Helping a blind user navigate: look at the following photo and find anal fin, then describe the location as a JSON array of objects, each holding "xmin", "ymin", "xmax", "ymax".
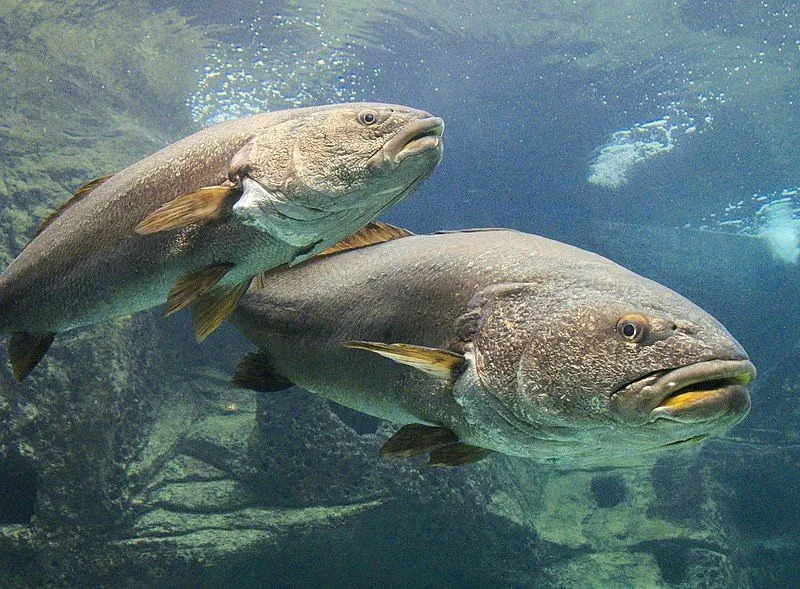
[
  {"xmin": 233, "ymin": 351, "xmax": 294, "ymax": 392},
  {"xmin": 191, "ymin": 277, "xmax": 252, "ymax": 342},
  {"xmin": 165, "ymin": 263, "xmax": 234, "ymax": 316},
  {"xmin": 380, "ymin": 423, "xmax": 458, "ymax": 459},
  {"xmin": 428, "ymin": 443, "xmax": 492, "ymax": 467},
  {"xmin": 135, "ymin": 184, "xmax": 236, "ymax": 235},
  {"xmin": 8, "ymin": 331, "xmax": 55, "ymax": 382}
]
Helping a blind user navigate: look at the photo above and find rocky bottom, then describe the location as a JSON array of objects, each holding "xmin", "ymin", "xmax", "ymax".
[{"xmin": 3, "ymin": 360, "xmax": 792, "ymax": 588}]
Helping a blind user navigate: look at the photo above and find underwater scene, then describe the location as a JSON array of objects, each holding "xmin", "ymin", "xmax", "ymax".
[{"xmin": 0, "ymin": 1, "xmax": 798, "ymax": 587}]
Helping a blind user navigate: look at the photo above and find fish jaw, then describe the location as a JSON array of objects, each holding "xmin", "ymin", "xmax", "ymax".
[
  {"xmin": 610, "ymin": 358, "xmax": 755, "ymax": 425},
  {"xmin": 366, "ymin": 116, "xmax": 444, "ymax": 172}
]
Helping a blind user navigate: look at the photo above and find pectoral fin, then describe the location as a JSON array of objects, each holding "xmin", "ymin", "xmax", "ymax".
[
  {"xmin": 165, "ymin": 263, "xmax": 234, "ymax": 316},
  {"xmin": 428, "ymin": 443, "xmax": 492, "ymax": 467},
  {"xmin": 380, "ymin": 423, "xmax": 458, "ymax": 458},
  {"xmin": 191, "ymin": 277, "xmax": 252, "ymax": 342},
  {"xmin": 8, "ymin": 331, "xmax": 55, "ymax": 382},
  {"xmin": 135, "ymin": 185, "xmax": 237, "ymax": 235},
  {"xmin": 233, "ymin": 351, "xmax": 294, "ymax": 392},
  {"xmin": 342, "ymin": 341, "xmax": 466, "ymax": 382}
]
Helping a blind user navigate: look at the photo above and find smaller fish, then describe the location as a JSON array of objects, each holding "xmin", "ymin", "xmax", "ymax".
[
  {"xmin": 0, "ymin": 103, "xmax": 443, "ymax": 381},
  {"xmin": 231, "ymin": 228, "xmax": 755, "ymax": 466}
]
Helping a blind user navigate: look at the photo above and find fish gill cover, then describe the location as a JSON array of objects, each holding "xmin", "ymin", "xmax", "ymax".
[{"xmin": 0, "ymin": 0, "xmax": 798, "ymax": 587}]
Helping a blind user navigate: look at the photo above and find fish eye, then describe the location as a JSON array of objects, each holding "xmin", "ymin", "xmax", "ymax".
[
  {"xmin": 358, "ymin": 109, "xmax": 379, "ymax": 125},
  {"xmin": 616, "ymin": 314, "xmax": 648, "ymax": 343}
]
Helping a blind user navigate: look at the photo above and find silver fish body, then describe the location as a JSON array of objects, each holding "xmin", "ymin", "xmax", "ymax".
[
  {"xmin": 0, "ymin": 103, "xmax": 443, "ymax": 379},
  {"xmin": 231, "ymin": 229, "xmax": 754, "ymax": 465}
]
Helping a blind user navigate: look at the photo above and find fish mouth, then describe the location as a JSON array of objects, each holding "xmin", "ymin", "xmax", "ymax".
[
  {"xmin": 611, "ymin": 359, "xmax": 755, "ymax": 424},
  {"xmin": 367, "ymin": 116, "xmax": 444, "ymax": 171}
]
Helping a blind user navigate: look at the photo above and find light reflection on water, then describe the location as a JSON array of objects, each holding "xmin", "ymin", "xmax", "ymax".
[
  {"xmin": 189, "ymin": 4, "xmax": 376, "ymax": 124},
  {"xmin": 187, "ymin": 0, "xmax": 800, "ymax": 237},
  {"xmin": 685, "ymin": 187, "xmax": 800, "ymax": 264}
]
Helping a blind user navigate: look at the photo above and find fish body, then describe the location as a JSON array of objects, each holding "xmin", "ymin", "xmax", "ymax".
[
  {"xmin": 231, "ymin": 229, "xmax": 754, "ymax": 466},
  {"xmin": 1, "ymin": 103, "xmax": 443, "ymax": 379}
]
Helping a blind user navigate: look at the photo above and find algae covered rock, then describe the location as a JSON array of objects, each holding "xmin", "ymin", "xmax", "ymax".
[
  {"xmin": 101, "ymin": 376, "xmax": 550, "ymax": 587},
  {"xmin": 0, "ymin": 0, "xmax": 207, "ymax": 263}
]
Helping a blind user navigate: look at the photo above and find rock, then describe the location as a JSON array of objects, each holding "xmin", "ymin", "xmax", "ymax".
[{"xmin": 539, "ymin": 551, "xmax": 668, "ymax": 588}]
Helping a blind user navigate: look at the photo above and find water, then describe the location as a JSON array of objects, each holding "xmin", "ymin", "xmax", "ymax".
[{"xmin": 0, "ymin": 1, "xmax": 798, "ymax": 587}]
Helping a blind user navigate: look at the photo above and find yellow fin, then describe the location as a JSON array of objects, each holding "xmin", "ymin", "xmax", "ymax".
[
  {"xmin": 316, "ymin": 222, "xmax": 413, "ymax": 257},
  {"xmin": 248, "ymin": 222, "xmax": 412, "ymax": 294},
  {"xmin": 165, "ymin": 263, "xmax": 234, "ymax": 316},
  {"xmin": 380, "ymin": 424, "xmax": 458, "ymax": 459},
  {"xmin": 428, "ymin": 443, "xmax": 492, "ymax": 467},
  {"xmin": 342, "ymin": 341, "xmax": 465, "ymax": 382},
  {"xmin": 251, "ymin": 268, "xmax": 276, "ymax": 293},
  {"xmin": 33, "ymin": 174, "xmax": 114, "ymax": 238},
  {"xmin": 191, "ymin": 277, "xmax": 252, "ymax": 342},
  {"xmin": 8, "ymin": 331, "xmax": 55, "ymax": 382},
  {"xmin": 135, "ymin": 185, "xmax": 236, "ymax": 235}
]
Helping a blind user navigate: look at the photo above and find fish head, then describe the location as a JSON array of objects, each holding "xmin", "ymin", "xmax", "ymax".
[
  {"xmin": 231, "ymin": 103, "xmax": 443, "ymax": 246},
  {"xmin": 285, "ymin": 102, "xmax": 444, "ymax": 203},
  {"xmin": 461, "ymin": 267, "xmax": 754, "ymax": 462}
]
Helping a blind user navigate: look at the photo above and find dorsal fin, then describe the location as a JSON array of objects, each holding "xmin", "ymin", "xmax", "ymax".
[
  {"xmin": 431, "ymin": 228, "xmax": 520, "ymax": 235},
  {"xmin": 316, "ymin": 222, "xmax": 413, "ymax": 258},
  {"xmin": 250, "ymin": 222, "xmax": 413, "ymax": 293},
  {"xmin": 33, "ymin": 175, "xmax": 113, "ymax": 238}
]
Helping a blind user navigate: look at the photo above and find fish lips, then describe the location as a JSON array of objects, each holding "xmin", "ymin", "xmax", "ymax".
[
  {"xmin": 367, "ymin": 116, "xmax": 444, "ymax": 172},
  {"xmin": 610, "ymin": 358, "xmax": 755, "ymax": 425}
]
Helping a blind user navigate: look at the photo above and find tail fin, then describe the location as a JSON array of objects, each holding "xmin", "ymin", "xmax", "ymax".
[{"xmin": 8, "ymin": 331, "xmax": 54, "ymax": 382}]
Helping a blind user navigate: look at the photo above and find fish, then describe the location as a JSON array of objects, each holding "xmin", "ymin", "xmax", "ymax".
[
  {"xmin": 0, "ymin": 103, "xmax": 443, "ymax": 381},
  {"xmin": 230, "ymin": 227, "xmax": 755, "ymax": 467}
]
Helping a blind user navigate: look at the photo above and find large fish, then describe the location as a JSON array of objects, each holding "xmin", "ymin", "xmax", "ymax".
[
  {"xmin": 230, "ymin": 227, "xmax": 755, "ymax": 466},
  {"xmin": 0, "ymin": 103, "xmax": 443, "ymax": 381}
]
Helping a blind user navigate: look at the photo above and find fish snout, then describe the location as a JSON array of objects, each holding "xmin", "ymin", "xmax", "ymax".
[
  {"xmin": 646, "ymin": 359, "xmax": 754, "ymax": 424},
  {"xmin": 367, "ymin": 116, "xmax": 444, "ymax": 172},
  {"xmin": 610, "ymin": 358, "xmax": 755, "ymax": 425}
]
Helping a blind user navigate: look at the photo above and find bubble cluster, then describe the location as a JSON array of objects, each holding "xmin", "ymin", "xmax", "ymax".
[
  {"xmin": 587, "ymin": 93, "xmax": 724, "ymax": 189},
  {"xmin": 188, "ymin": 3, "xmax": 380, "ymax": 125},
  {"xmin": 684, "ymin": 186, "xmax": 800, "ymax": 263}
]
